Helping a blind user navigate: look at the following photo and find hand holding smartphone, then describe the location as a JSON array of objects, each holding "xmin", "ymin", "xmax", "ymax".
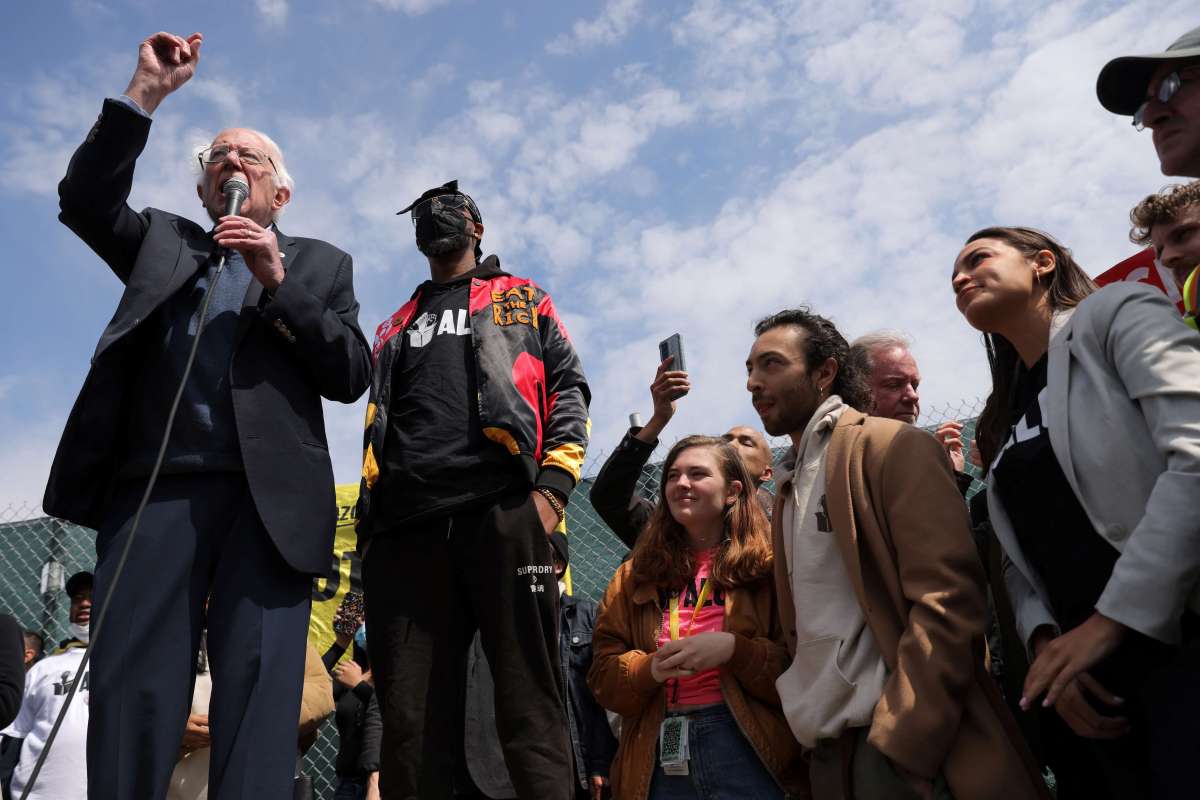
[{"xmin": 658, "ymin": 334, "xmax": 688, "ymax": 400}]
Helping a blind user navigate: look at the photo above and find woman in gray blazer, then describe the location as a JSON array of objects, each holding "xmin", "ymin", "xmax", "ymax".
[{"xmin": 952, "ymin": 226, "xmax": 1200, "ymax": 800}]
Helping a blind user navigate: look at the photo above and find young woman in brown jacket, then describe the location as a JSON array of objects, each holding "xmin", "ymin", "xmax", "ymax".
[{"xmin": 587, "ymin": 435, "xmax": 805, "ymax": 799}]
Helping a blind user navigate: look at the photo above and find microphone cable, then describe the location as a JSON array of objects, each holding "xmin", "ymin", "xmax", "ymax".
[{"xmin": 21, "ymin": 178, "xmax": 249, "ymax": 799}]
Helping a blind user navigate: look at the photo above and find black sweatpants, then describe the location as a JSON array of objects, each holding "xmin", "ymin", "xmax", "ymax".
[{"xmin": 364, "ymin": 492, "xmax": 573, "ymax": 800}]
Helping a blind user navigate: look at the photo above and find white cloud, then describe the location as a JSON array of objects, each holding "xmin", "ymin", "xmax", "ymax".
[
  {"xmin": 564, "ymin": 1, "xmax": 1194, "ymax": 471},
  {"xmin": 803, "ymin": 15, "xmax": 1019, "ymax": 112},
  {"xmin": 188, "ymin": 78, "xmax": 243, "ymax": 121},
  {"xmin": 7, "ymin": 0, "xmax": 1194, "ymax": 493},
  {"xmin": 69, "ymin": 0, "xmax": 113, "ymax": 17},
  {"xmin": 547, "ymin": 0, "xmax": 645, "ymax": 55},
  {"xmin": 0, "ymin": 74, "xmax": 107, "ymax": 196},
  {"xmin": 368, "ymin": 0, "xmax": 452, "ymax": 14},
  {"xmin": 0, "ymin": 376, "xmax": 19, "ymax": 403},
  {"xmin": 670, "ymin": 0, "xmax": 792, "ymax": 115},
  {"xmin": 255, "ymin": 0, "xmax": 288, "ymax": 26}
]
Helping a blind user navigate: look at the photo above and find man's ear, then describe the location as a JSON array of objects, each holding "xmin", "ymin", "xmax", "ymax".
[
  {"xmin": 273, "ymin": 184, "xmax": 292, "ymax": 213},
  {"xmin": 759, "ymin": 464, "xmax": 773, "ymax": 484},
  {"xmin": 196, "ymin": 185, "xmax": 204, "ymax": 203},
  {"xmin": 814, "ymin": 356, "xmax": 839, "ymax": 393},
  {"xmin": 473, "ymin": 220, "xmax": 485, "ymax": 242}
]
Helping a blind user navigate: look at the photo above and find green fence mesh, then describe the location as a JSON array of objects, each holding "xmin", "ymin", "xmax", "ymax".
[{"xmin": 0, "ymin": 399, "xmax": 983, "ymax": 798}]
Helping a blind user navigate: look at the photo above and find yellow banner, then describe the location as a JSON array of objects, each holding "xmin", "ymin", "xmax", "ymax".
[{"xmin": 307, "ymin": 484, "xmax": 362, "ymax": 663}]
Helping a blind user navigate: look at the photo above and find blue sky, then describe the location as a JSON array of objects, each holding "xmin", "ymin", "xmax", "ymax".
[{"xmin": 0, "ymin": 0, "xmax": 1189, "ymax": 511}]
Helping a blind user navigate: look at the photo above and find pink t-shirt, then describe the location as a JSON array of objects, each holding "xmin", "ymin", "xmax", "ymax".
[{"xmin": 657, "ymin": 548, "xmax": 726, "ymax": 707}]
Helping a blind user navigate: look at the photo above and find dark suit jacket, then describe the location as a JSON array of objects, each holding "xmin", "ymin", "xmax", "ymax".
[{"xmin": 43, "ymin": 99, "xmax": 372, "ymax": 575}]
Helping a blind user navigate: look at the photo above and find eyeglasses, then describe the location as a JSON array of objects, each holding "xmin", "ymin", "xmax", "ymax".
[
  {"xmin": 197, "ymin": 144, "xmax": 278, "ymax": 173},
  {"xmin": 408, "ymin": 193, "xmax": 480, "ymax": 225},
  {"xmin": 1133, "ymin": 68, "xmax": 1200, "ymax": 131}
]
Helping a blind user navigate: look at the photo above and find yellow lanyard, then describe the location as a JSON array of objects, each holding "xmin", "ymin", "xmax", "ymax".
[{"xmin": 668, "ymin": 579, "xmax": 712, "ymax": 641}]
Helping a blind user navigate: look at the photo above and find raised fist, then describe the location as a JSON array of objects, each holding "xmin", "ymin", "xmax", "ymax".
[{"xmin": 123, "ymin": 32, "xmax": 203, "ymax": 115}]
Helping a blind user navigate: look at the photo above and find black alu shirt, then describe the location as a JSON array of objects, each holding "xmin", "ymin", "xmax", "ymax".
[{"xmin": 371, "ymin": 268, "xmax": 516, "ymax": 529}]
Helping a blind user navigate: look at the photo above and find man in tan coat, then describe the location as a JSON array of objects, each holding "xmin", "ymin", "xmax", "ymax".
[{"xmin": 745, "ymin": 308, "xmax": 1047, "ymax": 800}]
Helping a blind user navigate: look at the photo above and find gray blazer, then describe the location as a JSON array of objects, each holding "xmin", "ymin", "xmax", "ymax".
[{"xmin": 987, "ymin": 282, "xmax": 1200, "ymax": 647}]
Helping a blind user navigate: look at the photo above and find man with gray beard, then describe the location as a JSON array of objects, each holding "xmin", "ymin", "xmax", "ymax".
[{"xmin": 357, "ymin": 181, "xmax": 590, "ymax": 798}]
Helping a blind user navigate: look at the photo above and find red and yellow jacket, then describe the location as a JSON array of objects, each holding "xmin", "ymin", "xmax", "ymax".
[{"xmin": 356, "ymin": 256, "xmax": 590, "ymax": 536}]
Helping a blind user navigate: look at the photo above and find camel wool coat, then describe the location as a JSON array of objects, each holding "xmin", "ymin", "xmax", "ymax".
[{"xmin": 773, "ymin": 409, "xmax": 1049, "ymax": 800}]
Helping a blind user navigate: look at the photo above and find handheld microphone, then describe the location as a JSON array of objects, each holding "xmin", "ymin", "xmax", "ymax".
[
  {"xmin": 222, "ymin": 175, "xmax": 250, "ymax": 217},
  {"xmin": 215, "ymin": 175, "xmax": 250, "ymax": 270}
]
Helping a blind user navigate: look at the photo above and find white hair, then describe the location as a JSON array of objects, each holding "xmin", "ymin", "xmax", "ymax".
[
  {"xmin": 849, "ymin": 330, "xmax": 913, "ymax": 372},
  {"xmin": 192, "ymin": 128, "xmax": 295, "ymax": 221}
]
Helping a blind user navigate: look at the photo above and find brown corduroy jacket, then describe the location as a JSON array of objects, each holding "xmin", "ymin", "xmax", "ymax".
[
  {"xmin": 773, "ymin": 409, "xmax": 1049, "ymax": 800},
  {"xmin": 588, "ymin": 560, "xmax": 809, "ymax": 799}
]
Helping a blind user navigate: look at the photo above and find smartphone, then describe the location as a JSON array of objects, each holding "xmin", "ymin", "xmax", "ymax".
[
  {"xmin": 658, "ymin": 333, "xmax": 686, "ymax": 372},
  {"xmin": 658, "ymin": 333, "xmax": 688, "ymax": 400}
]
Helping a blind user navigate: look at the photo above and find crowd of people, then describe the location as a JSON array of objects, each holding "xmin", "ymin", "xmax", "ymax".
[{"xmin": 9, "ymin": 19, "xmax": 1200, "ymax": 800}]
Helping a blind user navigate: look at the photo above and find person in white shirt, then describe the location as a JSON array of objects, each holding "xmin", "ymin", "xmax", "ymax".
[{"xmin": 2, "ymin": 640, "xmax": 89, "ymax": 800}]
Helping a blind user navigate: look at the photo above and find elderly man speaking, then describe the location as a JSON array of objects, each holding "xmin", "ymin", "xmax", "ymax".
[{"xmin": 44, "ymin": 31, "xmax": 371, "ymax": 800}]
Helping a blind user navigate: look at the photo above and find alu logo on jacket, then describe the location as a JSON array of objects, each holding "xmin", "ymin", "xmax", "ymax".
[{"xmin": 406, "ymin": 309, "xmax": 470, "ymax": 348}]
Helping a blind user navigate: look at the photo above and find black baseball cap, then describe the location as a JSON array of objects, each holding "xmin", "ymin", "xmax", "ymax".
[
  {"xmin": 397, "ymin": 179, "xmax": 482, "ymax": 223},
  {"xmin": 1098, "ymin": 25, "xmax": 1200, "ymax": 115},
  {"xmin": 65, "ymin": 571, "xmax": 93, "ymax": 599}
]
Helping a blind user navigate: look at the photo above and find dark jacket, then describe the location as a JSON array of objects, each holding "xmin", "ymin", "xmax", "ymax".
[
  {"xmin": 323, "ymin": 642, "xmax": 380, "ymax": 778},
  {"xmin": 0, "ymin": 616, "xmax": 23, "ymax": 731},
  {"xmin": 356, "ymin": 258, "xmax": 590, "ymax": 539},
  {"xmin": 590, "ymin": 428, "xmax": 773, "ymax": 550},
  {"xmin": 332, "ymin": 680, "xmax": 381, "ymax": 777},
  {"xmin": 44, "ymin": 99, "xmax": 372, "ymax": 575},
  {"xmin": 559, "ymin": 594, "xmax": 617, "ymax": 785},
  {"xmin": 589, "ymin": 429, "xmax": 656, "ymax": 549},
  {"xmin": 463, "ymin": 593, "xmax": 619, "ymax": 796}
]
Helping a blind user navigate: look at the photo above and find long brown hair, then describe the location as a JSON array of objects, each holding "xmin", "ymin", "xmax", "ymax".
[
  {"xmin": 628, "ymin": 435, "xmax": 773, "ymax": 592},
  {"xmin": 966, "ymin": 227, "xmax": 1096, "ymax": 471}
]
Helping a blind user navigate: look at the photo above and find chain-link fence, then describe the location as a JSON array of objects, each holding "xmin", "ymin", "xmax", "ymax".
[{"xmin": 0, "ymin": 397, "xmax": 985, "ymax": 798}]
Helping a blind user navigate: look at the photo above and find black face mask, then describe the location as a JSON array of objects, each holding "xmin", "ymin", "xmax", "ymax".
[{"xmin": 413, "ymin": 196, "xmax": 473, "ymax": 255}]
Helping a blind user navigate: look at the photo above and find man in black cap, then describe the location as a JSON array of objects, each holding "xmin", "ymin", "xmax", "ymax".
[
  {"xmin": 58, "ymin": 571, "xmax": 93, "ymax": 652},
  {"xmin": 1098, "ymin": 24, "xmax": 1200, "ymax": 177},
  {"xmin": 357, "ymin": 180, "xmax": 590, "ymax": 798}
]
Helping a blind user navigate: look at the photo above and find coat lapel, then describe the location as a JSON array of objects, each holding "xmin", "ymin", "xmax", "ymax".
[
  {"xmin": 173, "ymin": 229, "xmax": 215, "ymax": 298},
  {"xmin": 95, "ymin": 227, "xmax": 212, "ymax": 361},
  {"xmin": 824, "ymin": 411, "xmax": 871, "ymax": 613},
  {"xmin": 1046, "ymin": 307, "xmax": 1084, "ymax": 499},
  {"xmin": 233, "ymin": 227, "xmax": 294, "ymax": 349}
]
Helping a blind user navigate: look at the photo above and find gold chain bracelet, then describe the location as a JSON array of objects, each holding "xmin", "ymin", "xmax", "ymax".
[{"xmin": 535, "ymin": 486, "xmax": 566, "ymax": 524}]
